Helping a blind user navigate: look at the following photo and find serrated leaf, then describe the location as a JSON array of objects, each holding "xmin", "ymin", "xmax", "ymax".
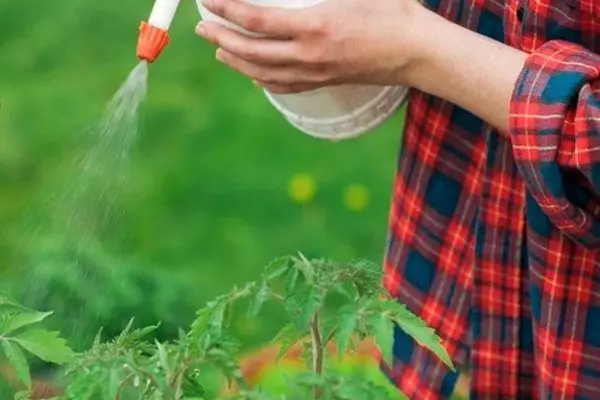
[
  {"xmin": 387, "ymin": 302, "xmax": 454, "ymax": 370},
  {"xmin": 211, "ymin": 298, "xmax": 227, "ymax": 335},
  {"xmin": 0, "ymin": 295, "xmax": 23, "ymax": 309},
  {"xmin": 193, "ymin": 296, "xmax": 229, "ymax": 339},
  {"xmin": 248, "ymin": 280, "xmax": 269, "ymax": 317},
  {"xmin": 65, "ymin": 366, "xmax": 102, "ymax": 400},
  {"xmin": 182, "ymin": 373, "xmax": 206, "ymax": 398},
  {"xmin": 107, "ymin": 367, "xmax": 120, "ymax": 400},
  {"xmin": 330, "ymin": 284, "xmax": 353, "ymax": 300},
  {"xmin": 272, "ymin": 323, "xmax": 303, "ymax": 361},
  {"xmin": 283, "ymin": 295, "xmax": 301, "ymax": 329},
  {"xmin": 128, "ymin": 323, "xmax": 160, "ymax": 343},
  {"xmin": 1, "ymin": 340, "xmax": 31, "ymax": 389},
  {"xmin": 3, "ymin": 310, "xmax": 53, "ymax": 335},
  {"xmin": 320, "ymin": 315, "xmax": 337, "ymax": 346},
  {"xmin": 293, "ymin": 371, "xmax": 327, "ymax": 388},
  {"xmin": 13, "ymin": 390, "xmax": 31, "ymax": 400},
  {"xmin": 334, "ymin": 303, "xmax": 358, "ymax": 360},
  {"xmin": 155, "ymin": 340, "xmax": 170, "ymax": 372},
  {"xmin": 295, "ymin": 252, "xmax": 315, "ymax": 282},
  {"xmin": 284, "ymin": 267, "xmax": 299, "ymax": 296},
  {"xmin": 206, "ymin": 347, "xmax": 231, "ymax": 361},
  {"xmin": 299, "ymin": 286, "xmax": 322, "ymax": 330},
  {"xmin": 262, "ymin": 257, "xmax": 291, "ymax": 280},
  {"xmin": 13, "ymin": 329, "xmax": 74, "ymax": 364},
  {"xmin": 178, "ymin": 327, "xmax": 187, "ymax": 343},
  {"xmin": 92, "ymin": 327, "xmax": 103, "ymax": 347},
  {"xmin": 284, "ymin": 282, "xmax": 322, "ymax": 331},
  {"xmin": 371, "ymin": 314, "xmax": 394, "ymax": 367},
  {"xmin": 190, "ymin": 308, "xmax": 211, "ymax": 337},
  {"xmin": 119, "ymin": 318, "xmax": 135, "ymax": 338}
]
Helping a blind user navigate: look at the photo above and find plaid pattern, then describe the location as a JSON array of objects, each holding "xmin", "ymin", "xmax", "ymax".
[{"xmin": 382, "ymin": 1, "xmax": 600, "ymax": 399}]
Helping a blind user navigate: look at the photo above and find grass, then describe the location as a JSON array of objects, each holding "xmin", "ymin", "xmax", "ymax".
[
  {"xmin": 0, "ymin": 0, "xmax": 406, "ymax": 344},
  {"xmin": 0, "ymin": 0, "xmax": 425, "ymax": 398}
]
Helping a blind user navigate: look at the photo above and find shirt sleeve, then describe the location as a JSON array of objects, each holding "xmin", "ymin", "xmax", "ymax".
[{"xmin": 509, "ymin": 40, "xmax": 600, "ymax": 249}]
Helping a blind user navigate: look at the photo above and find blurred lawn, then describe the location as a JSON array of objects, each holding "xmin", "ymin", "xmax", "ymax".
[{"xmin": 0, "ymin": 0, "xmax": 406, "ymax": 358}]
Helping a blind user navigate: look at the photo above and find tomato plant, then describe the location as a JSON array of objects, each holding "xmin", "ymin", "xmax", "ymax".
[{"xmin": 0, "ymin": 255, "xmax": 453, "ymax": 399}]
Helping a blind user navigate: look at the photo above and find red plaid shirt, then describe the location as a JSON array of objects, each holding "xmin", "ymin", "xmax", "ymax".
[{"xmin": 383, "ymin": 0, "xmax": 600, "ymax": 398}]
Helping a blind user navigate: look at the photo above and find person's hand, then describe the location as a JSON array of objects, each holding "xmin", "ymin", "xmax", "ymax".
[{"xmin": 195, "ymin": 0, "xmax": 427, "ymax": 93}]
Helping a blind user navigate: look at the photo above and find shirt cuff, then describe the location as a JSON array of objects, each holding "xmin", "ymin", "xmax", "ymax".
[{"xmin": 509, "ymin": 40, "xmax": 600, "ymax": 249}]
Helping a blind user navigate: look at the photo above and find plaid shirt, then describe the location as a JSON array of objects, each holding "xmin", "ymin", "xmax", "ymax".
[{"xmin": 383, "ymin": 0, "xmax": 600, "ymax": 398}]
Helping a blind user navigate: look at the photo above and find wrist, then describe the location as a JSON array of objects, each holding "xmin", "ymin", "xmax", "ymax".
[
  {"xmin": 400, "ymin": 5, "xmax": 450, "ymax": 88},
  {"xmin": 394, "ymin": 5, "xmax": 528, "ymax": 134}
]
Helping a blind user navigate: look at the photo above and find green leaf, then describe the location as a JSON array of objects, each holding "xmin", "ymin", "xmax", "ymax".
[
  {"xmin": 299, "ymin": 286, "xmax": 322, "ymax": 330},
  {"xmin": 190, "ymin": 308, "xmax": 210, "ymax": 336},
  {"xmin": 0, "ymin": 295, "xmax": 23, "ymax": 309},
  {"xmin": 371, "ymin": 314, "xmax": 394, "ymax": 367},
  {"xmin": 294, "ymin": 252, "xmax": 315, "ymax": 282},
  {"xmin": 293, "ymin": 371, "xmax": 327, "ymax": 389},
  {"xmin": 127, "ymin": 323, "xmax": 160, "ymax": 343},
  {"xmin": 155, "ymin": 339, "xmax": 170, "ymax": 372},
  {"xmin": 107, "ymin": 367, "xmax": 120, "ymax": 400},
  {"xmin": 320, "ymin": 315, "xmax": 337, "ymax": 347},
  {"xmin": 211, "ymin": 298, "xmax": 228, "ymax": 335},
  {"xmin": 284, "ymin": 283, "xmax": 321, "ymax": 331},
  {"xmin": 92, "ymin": 327, "xmax": 103, "ymax": 347},
  {"xmin": 248, "ymin": 280, "xmax": 269, "ymax": 317},
  {"xmin": 387, "ymin": 302, "xmax": 454, "ymax": 370},
  {"xmin": 262, "ymin": 257, "xmax": 291, "ymax": 280},
  {"xmin": 3, "ymin": 310, "xmax": 53, "ymax": 335},
  {"xmin": 13, "ymin": 390, "xmax": 31, "ymax": 400},
  {"xmin": 65, "ymin": 365, "xmax": 102, "ymax": 400},
  {"xmin": 193, "ymin": 296, "xmax": 230, "ymax": 338},
  {"xmin": 120, "ymin": 318, "xmax": 135, "ymax": 337},
  {"xmin": 272, "ymin": 323, "xmax": 303, "ymax": 361},
  {"xmin": 1, "ymin": 340, "xmax": 32, "ymax": 389},
  {"xmin": 284, "ymin": 267, "xmax": 299, "ymax": 296},
  {"xmin": 182, "ymin": 372, "xmax": 206, "ymax": 398},
  {"xmin": 334, "ymin": 303, "xmax": 358, "ymax": 360},
  {"xmin": 13, "ymin": 329, "xmax": 74, "ymax": 364}
]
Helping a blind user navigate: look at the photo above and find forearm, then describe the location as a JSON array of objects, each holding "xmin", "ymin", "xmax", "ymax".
[{"xmin": 404, "ymin": 7, "xmax": 528, "ymax": 137}]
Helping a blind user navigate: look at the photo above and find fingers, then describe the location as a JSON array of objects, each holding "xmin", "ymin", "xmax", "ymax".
[
  {"xmin": 197, "ymin": 22, "xmax": 297, "ymax": 65},
  {"xmin": 201, "ymin": 0, "xmax": 303, "ymax": 38},
  {"xmin": 216, "ymin": 49, "xmax": 309, "ymax": 85},
  {"xmin": 256, "ymin": 81, "xmax": 321, "ymax": 94}
]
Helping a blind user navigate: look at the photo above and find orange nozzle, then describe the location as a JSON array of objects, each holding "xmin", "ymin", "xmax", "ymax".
[{"xmin": 136, "ymin": 21, "xmax": 170, "ymax": 63}]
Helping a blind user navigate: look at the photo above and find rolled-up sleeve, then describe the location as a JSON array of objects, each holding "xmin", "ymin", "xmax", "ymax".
[{"xmin": 510, "ymin": 40, "xmax": 600, "ymax": 249}]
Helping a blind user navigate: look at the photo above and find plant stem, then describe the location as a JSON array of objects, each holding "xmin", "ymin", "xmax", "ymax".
[
  {"xmin": 270, "ymin": 293, "xmax": 284, "ymax": 302},
  {"xmin": 310, "ymin": 311, "xmax": 323, "ymax": 400}
]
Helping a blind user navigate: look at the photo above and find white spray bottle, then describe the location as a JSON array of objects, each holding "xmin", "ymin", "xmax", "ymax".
[{"xmin": 137, "ymin": 0, "xmax": 409, "ymax": 141}]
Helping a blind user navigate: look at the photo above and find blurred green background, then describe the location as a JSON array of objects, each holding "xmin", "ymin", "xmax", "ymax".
[{"xmin": 0, "ymin": 0, "xmax": 410, "ymax": 394}]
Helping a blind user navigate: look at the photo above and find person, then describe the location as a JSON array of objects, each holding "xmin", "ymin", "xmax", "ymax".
[{"xmin": 195, "ymin": 0, "xmax": 600, "ymax": 398}]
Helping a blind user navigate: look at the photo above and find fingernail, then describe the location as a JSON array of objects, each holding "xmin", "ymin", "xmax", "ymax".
[
  {"xmin": 215, "ymin": 49, "xmax": 224, "ymax": 62},
  {"xmin": 195, "ymin": 22, "xmax": 206, "ymax": 36}
]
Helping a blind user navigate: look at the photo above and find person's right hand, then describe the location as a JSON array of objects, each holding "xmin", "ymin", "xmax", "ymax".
[{"xmin": 195, "ymin": 0, "xmax": 429, "ymax": 93}]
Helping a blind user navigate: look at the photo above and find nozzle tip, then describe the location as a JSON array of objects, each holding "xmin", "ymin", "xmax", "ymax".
[{"xmin": 136, "ymin": 21, "xmax": 170, "ymax": 63}]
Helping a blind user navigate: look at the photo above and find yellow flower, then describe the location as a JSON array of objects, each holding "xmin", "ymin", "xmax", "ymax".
[
  {"xmin": 288, "ymin": 173, "xmax": 316, "ymax": 204},
  {"xmin": 343, "ymin": 184, "xmax": 370, "ymax": 212}
]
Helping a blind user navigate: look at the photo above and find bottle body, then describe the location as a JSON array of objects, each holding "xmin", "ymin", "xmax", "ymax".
[
  {"xmin": 196, "ymin": 0, "xmax": 409, "ymax": 141},
  {"xmin": 149, "ymin": 0, "xmax": 181, "ymax": 30}
]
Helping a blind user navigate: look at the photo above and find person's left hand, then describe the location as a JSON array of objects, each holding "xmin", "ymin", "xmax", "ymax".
[{"xmin": 195, "ymin": 0, "xmax": 426, "ymax": 93}]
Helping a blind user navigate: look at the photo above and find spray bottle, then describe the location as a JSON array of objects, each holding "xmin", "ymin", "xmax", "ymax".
[{"xmin": 137, "ymin": 0, "xmax": 409, "ymax": 141}]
